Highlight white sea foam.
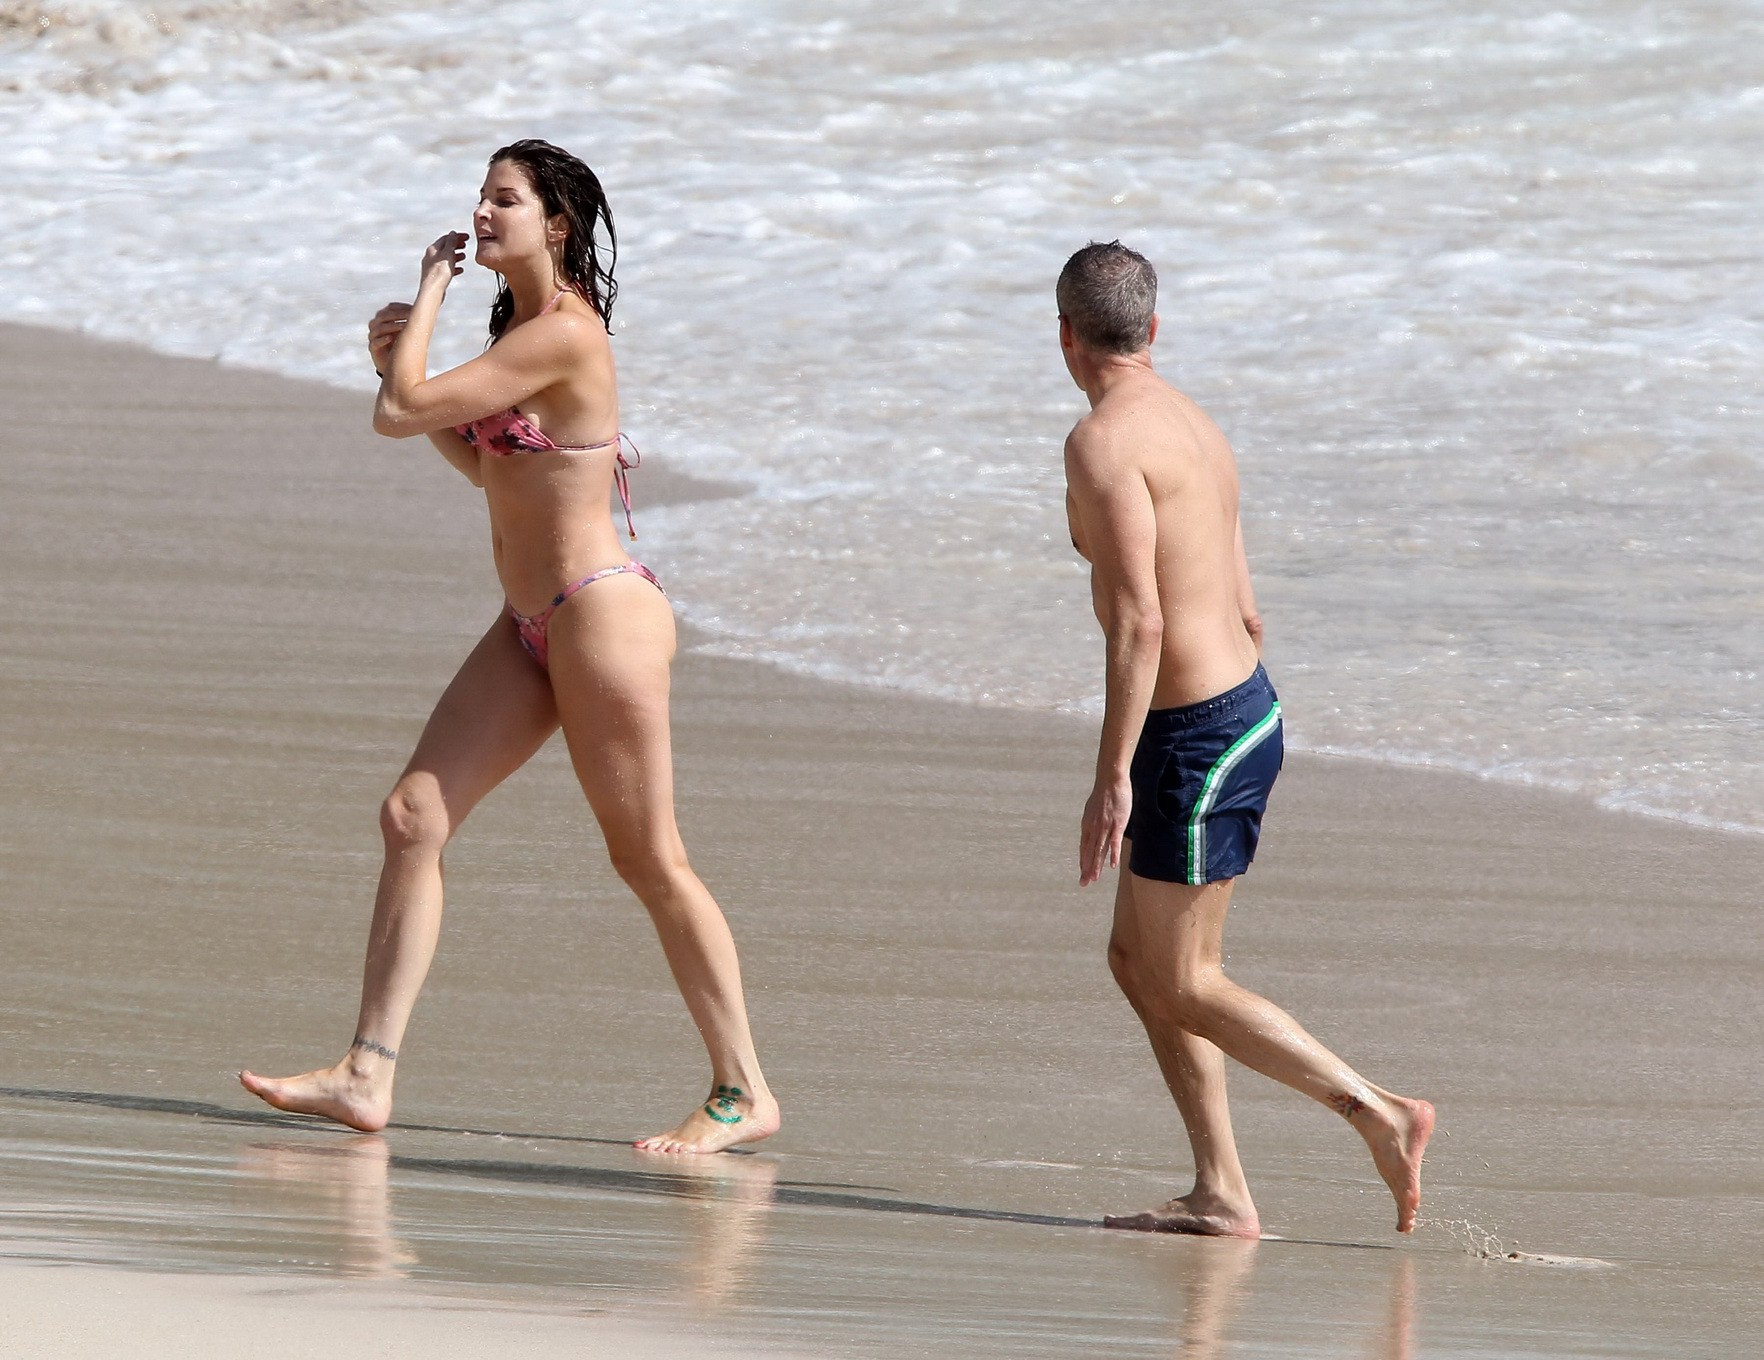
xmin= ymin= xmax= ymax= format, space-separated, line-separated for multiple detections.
xmin=4 ymin=0 xmax=1759 ymax=833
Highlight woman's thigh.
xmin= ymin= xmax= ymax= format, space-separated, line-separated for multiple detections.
xmin=396 ymin=612 xmax=561 ymax=832
xmin=541 ymin=574 xmax=680 ymax=855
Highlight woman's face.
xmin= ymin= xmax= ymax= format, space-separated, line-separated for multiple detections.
xmin=472 ymin=160 xmax=560 ymax=272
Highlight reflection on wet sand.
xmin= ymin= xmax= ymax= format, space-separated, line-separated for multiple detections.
xmin=1170 ymin=1238 xmax=1257 ymax=1359
xmin=1159 ymin=1243 xmax=1416 ymax=1359
xmin=235 ymin=1135 xmax=416 ymax=1280
xmin=1369 ymin=1257 xmax=1416 ymax=1360
xmin=647 ymin=1153 xmax=780 ymax=1309
xmin=15 ymin=1082 xmax=1435 ymax=1356
xmin=234 ymin=1126 xmax=779 ymax=1309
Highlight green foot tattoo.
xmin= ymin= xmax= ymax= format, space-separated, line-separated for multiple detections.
xmin=704 ymin=1084 xmax=744 ymax=1125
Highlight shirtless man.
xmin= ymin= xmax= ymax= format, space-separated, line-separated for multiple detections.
xmin=1058 ymin=241 xmax=1433 ymax=1237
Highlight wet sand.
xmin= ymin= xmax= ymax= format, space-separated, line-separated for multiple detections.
xmin=2 ymin=323 xmax=1761 ymax=1356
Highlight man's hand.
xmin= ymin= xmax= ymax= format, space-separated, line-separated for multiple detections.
xmin=1079 ymin=772 xmax=1132 ymax=886
xmin=367 ymin=302 xmax=411 ymax=376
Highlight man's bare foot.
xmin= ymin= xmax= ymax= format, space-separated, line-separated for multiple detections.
xmin=1104 ymin=1190 xmax=1261 ymax=1239
xmin=238 ymin=1061 xmax=391 ymax=1134
xmin=633 ymin=1083 xmax=780 ymax=1155
xmin=1361 ymin=1096 xmax=1434 ymax=1233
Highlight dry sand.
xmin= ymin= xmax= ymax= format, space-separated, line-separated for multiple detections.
xmin=1 ymin=323 xmax=1760 ymax=1356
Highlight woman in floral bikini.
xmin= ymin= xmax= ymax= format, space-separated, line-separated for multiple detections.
xmin=240 ymin=139 xmax=777 ymax=1154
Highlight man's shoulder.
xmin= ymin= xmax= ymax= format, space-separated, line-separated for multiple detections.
xmin=1064 ymin=410 xmax=1128 ymax=477
xmin=1064 ymin=412 xmax=1154 ymax=509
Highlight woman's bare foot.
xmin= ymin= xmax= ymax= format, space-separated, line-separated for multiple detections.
xmin=1354 ymin=1094 xmax=1434 ymax=1233
xmin=1104 ymin=1189 xmax=1261 ymax=1239
xmin=238 ymin=1058 xmax=392 ymax=1134
xmin=634 ymin=1083 xmax=780 ymax=1155
xmin=236 ymin=1135 xmax=418 ymax=1279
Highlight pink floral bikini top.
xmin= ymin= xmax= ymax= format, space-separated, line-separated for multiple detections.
xmin=454 ymin=290 xmax=642 ymax=539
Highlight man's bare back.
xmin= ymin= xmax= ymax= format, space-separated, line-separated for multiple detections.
xmin=1065 ymin=369 xmax=1261 ymax=711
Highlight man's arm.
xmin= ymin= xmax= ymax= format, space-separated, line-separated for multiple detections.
xmin=1232 ymin=515 xmax=1263 ymax=656
xmin=1066 ymin=425 xmax=1164 ymax=886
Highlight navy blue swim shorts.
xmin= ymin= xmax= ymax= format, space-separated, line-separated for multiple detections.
xmin=1125 ymin=665 xmax=1284 ymax=886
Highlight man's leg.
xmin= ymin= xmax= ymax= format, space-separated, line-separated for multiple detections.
xmin=1105 ymin=842 xmax=1259 ymax=1236
xmin=1117 ymin=871 xmax=1433 ymax=1233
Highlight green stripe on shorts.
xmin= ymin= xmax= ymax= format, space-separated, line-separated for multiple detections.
xmin=1185 ymin=702 xmax=1282 ymax=886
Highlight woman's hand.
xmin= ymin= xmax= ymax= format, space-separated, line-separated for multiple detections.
xmin=420 ymin=231 xmax=468 ymax=289
xmin=367 ymin=301 xmax=411 ymax=377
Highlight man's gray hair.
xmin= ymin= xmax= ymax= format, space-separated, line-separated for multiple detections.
xmin=1056 ymin=241 xmax=1157 ymax=355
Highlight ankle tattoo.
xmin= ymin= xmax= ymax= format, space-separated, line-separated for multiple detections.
xmin=703 ymin=1084 xmax=744 ymax=1125
xmin=1326 ymin=1092 xmax=1366 ymax=1119
xmin=352 ymin=1035 xmax=398 ymax=1062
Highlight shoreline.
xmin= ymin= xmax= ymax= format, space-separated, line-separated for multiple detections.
xmin=4 ymin=321 xmax=1761 ymax=1355
xmin=2 ymin=316 xmax=1752 ymax=843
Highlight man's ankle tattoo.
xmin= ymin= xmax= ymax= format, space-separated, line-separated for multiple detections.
xmin=352 ymin=1035 xmax=398 ymax=1062
xmin=704 ymin=1083 xmax=744 ymax=1125
xmin=1326 ymin=1092 xmax=1366 ymax=1119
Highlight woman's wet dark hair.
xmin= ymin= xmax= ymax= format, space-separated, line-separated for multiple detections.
xmin=485 ymin=138 xmax=618 ymax=339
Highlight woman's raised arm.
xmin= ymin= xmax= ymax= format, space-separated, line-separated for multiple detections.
xmin=372 ymin=231 xmax=591 ymax=439
xmin=370 ymin=299 xmax=482 ymax=484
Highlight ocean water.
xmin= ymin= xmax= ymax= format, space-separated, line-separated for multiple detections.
xmin=5 ymin=0 xmax=1759 ymax=833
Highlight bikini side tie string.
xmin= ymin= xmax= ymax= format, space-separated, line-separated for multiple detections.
xmin=615 ymin=433 xmax=641 ymax=540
